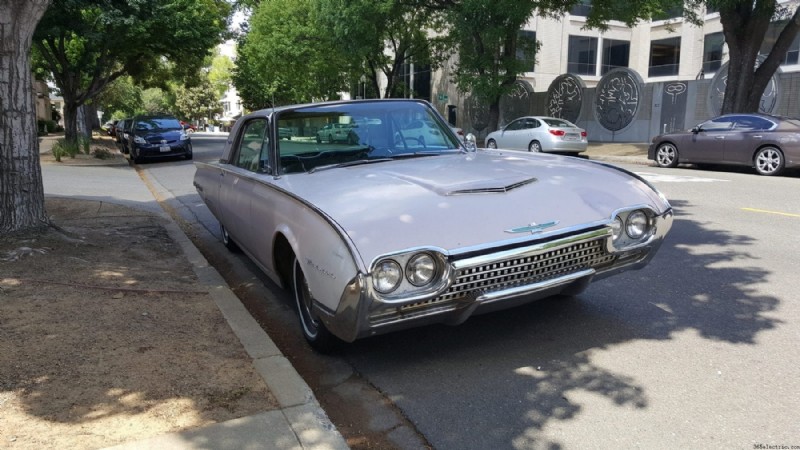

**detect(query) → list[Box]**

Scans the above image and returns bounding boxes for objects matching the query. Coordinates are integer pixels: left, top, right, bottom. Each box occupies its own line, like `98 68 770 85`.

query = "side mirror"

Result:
464 133 477 152
691 126 700 134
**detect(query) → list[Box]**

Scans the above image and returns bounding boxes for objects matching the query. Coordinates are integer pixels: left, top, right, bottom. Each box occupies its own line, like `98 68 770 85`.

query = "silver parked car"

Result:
649 113 800 176
193 99 673 351
485 116 588 153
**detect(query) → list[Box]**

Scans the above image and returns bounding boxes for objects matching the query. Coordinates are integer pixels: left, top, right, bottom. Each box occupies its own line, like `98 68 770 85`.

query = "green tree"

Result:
318 0 448 99
0 0 51 233
33 0 231 143
710 0 799 113
94 76 143 120
175 79 224 121
443 0 539 131
233 0 348 109
209 52 236 98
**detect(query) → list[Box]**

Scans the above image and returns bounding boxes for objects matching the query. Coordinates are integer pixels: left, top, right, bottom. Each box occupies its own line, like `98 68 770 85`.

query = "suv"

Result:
127 115 193 163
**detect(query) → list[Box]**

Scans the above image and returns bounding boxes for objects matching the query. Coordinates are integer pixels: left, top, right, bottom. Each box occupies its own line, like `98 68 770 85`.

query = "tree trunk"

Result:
0 0 52 233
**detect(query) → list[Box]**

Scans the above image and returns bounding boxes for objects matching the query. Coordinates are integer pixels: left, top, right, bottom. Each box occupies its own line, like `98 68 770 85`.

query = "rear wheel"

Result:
293 258 341 352
655 142 679 168
528 141 542 152
754 146 784 176
487 139 497 149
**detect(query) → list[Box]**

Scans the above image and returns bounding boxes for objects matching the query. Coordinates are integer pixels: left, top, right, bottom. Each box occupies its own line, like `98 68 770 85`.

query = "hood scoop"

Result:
448 177 538 195
385 170 539 196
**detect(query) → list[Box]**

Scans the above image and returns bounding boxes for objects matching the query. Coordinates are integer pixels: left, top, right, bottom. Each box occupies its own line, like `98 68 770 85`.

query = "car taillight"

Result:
581 131 587 137
549 129 566 137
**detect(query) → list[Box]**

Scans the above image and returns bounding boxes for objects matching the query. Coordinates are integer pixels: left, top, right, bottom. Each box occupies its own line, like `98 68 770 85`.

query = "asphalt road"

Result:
142 134 800 449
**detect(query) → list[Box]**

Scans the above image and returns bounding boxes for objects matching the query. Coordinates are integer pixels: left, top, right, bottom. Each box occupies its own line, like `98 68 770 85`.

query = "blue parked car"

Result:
127 115 193 163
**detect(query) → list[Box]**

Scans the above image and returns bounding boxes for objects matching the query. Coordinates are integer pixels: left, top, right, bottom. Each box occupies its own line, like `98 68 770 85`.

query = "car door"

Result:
684 116 733 163
723 115 776 164
218 118 268 251
499 118 525 149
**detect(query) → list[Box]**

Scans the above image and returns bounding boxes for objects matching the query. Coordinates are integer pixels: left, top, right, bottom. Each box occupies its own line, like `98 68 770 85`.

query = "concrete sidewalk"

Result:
37 133 349 450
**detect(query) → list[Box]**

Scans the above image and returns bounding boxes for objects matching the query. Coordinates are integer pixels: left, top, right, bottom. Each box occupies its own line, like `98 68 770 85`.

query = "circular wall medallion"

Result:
708 59 779 115
546 74 585 123
500 80 534 125
465 95 490 132
593 68 644 132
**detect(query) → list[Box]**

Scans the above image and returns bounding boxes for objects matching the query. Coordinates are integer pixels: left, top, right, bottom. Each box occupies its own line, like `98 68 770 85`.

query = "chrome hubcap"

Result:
756 149 781 173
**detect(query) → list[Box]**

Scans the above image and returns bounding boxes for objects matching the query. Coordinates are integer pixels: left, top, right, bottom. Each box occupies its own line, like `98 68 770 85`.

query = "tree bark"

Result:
720 0 800 113
0 0 52 233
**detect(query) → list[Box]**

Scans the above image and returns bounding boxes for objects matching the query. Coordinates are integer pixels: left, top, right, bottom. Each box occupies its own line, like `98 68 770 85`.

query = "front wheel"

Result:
754 146 784 176
655 142 679 168
220 224 240 252
487 139 497 149
293 258 342 352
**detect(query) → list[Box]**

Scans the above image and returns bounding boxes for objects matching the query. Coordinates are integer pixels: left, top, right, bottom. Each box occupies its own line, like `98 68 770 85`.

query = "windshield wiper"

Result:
308 158 393 173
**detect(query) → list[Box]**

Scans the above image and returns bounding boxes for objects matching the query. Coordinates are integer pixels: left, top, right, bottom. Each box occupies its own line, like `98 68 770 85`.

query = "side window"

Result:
733 116 773 131
505 119 523 131
528 119 541 128
234 119 267 172
700 117 734 132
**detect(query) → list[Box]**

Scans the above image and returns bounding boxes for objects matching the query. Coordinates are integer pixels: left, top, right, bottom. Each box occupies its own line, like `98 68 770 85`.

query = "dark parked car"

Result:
114 118 132 154
127 115 193 163
649 113 800 176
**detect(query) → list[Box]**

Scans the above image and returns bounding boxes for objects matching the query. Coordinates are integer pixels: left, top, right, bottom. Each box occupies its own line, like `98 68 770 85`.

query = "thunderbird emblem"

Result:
505 220 559 234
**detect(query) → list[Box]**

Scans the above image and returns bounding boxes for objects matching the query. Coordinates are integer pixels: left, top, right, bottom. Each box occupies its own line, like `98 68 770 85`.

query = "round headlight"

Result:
625 210 649 239
373 260 402 293
406 253 437 286
611 216 623 241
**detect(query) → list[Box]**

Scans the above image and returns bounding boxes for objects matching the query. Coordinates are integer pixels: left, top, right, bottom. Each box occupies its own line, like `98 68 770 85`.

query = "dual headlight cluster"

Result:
609 208 654 248
371 251 443 295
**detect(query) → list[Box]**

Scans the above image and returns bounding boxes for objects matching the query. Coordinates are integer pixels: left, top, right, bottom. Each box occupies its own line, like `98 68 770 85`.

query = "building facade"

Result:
429 1 800 142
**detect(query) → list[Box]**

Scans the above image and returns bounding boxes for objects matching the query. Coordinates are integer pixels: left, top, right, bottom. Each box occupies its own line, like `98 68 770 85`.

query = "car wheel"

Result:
220 224 240 252
293 258 341 352
130 148 142 164
655 142 679 168
754 146 784 176
487 139 497 149
528 141 542 152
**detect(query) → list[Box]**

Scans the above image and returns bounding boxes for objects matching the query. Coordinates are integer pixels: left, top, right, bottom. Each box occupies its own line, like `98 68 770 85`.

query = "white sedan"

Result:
485 116 588 153
193 100 671 352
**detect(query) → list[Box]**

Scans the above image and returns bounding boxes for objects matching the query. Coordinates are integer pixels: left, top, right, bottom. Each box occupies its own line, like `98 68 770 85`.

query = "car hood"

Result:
278 150 669 264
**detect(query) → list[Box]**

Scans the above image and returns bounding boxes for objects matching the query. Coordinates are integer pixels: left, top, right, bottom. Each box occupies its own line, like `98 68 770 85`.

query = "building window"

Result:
568 36 598 75
649 37 681 77
786 34 800 65
653 6 683 20
762 22 800 65
703 32 724 74
517 30 537 72
601 39 629 74
570 0 592 17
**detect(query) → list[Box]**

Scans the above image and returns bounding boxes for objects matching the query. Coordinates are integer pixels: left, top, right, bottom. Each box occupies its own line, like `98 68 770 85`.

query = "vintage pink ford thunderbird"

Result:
194 99 673 351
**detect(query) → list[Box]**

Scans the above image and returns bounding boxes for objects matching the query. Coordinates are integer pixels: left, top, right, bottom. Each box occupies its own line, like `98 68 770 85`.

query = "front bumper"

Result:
322 208 674 342
132 141 192 159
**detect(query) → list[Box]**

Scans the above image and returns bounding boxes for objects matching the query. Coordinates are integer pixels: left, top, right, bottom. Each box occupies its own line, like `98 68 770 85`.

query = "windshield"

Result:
275 101 461 174
135 117 183 131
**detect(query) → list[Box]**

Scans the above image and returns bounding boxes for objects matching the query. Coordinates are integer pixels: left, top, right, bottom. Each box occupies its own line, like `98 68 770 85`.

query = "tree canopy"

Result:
34 0 231 141
233 0 348 109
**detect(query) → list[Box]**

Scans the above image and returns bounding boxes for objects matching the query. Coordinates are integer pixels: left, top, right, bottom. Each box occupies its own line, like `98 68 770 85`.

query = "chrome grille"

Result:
399 237 615 313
